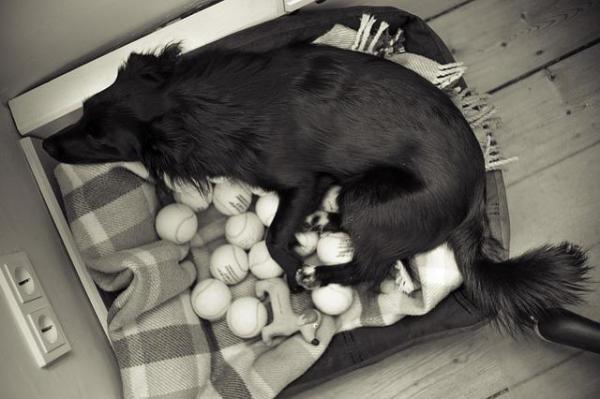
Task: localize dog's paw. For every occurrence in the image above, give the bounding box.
[303,211,342,233]
[286,275,304,294]
[303,211,330,232]
[296,265,321,290]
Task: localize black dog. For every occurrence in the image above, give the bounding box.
[43,44,589,332]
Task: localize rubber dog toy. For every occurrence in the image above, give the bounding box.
[255,278,323,346]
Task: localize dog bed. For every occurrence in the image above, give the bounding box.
[53,6,510,399]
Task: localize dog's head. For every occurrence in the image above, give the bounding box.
[43,44,182,164]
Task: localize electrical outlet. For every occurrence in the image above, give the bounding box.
[27,307,67,354]
[0,252,71,367]
[2,253,42,304]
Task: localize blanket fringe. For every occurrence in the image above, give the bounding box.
[394,260,419,295]
[434,63,467,89]
[351,14,374,51]
[367,21,389,54]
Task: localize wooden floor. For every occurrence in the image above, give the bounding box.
[295,1,600,398]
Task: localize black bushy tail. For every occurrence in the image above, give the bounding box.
[449,183,591,334]
[465,241,590,333]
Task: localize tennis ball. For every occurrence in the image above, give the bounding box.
[255,192,279,226]
[208,176,229,184]
[379,279,397,294]
[209,244,249,285]
[316,232,354,265]
[294,231,319,257]
[311,284,354,316]
[226,296,268,339]
[248,240,283,279]
[321,185,341,213]
[173,183,213,212]
[213,180,252,216]
[155,203,198,244]
[190,278,232,321]
[225,212,265,250]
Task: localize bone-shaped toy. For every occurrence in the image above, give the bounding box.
[255,278,322,346]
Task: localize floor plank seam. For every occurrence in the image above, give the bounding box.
[488,37,600,95]
[506,138,600,189]
[508,351,583,390]
[424,0,476,23]
[484,387,510,399]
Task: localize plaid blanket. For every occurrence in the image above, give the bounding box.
[55,14,502,399]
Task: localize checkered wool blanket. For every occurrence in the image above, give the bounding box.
[54,14,504,399]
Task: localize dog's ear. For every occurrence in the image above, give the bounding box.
[120,43,182,84]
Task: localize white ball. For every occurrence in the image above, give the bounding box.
[311,284,354,316]
[190,279,232,320]
[209,244,249,285]
[248,240,283,279]
[317,232,354,265]
[255,192,279,226]
[226,297,268,338]
[379,279,397,294]
[321,185,341,213]
[225,212,265,250]
[294,231,319,257]
[155,203,198,244]
[213,180,252,216]
[173,183,213,212]
[208,176,229,184]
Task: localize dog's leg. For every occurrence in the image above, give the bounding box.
[302,211,342,233]
[266,175,335,291]
[300,166,450,290]
[297,261,363,289]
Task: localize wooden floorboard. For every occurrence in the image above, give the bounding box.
[507,142,600,258]
[494,44,600,187]
[428,0,600,92]
[449,54,600,397]
[509,350,600,399]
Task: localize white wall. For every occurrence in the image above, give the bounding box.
[0,0,213,100]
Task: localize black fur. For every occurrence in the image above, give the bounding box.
[43,44,590,333]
